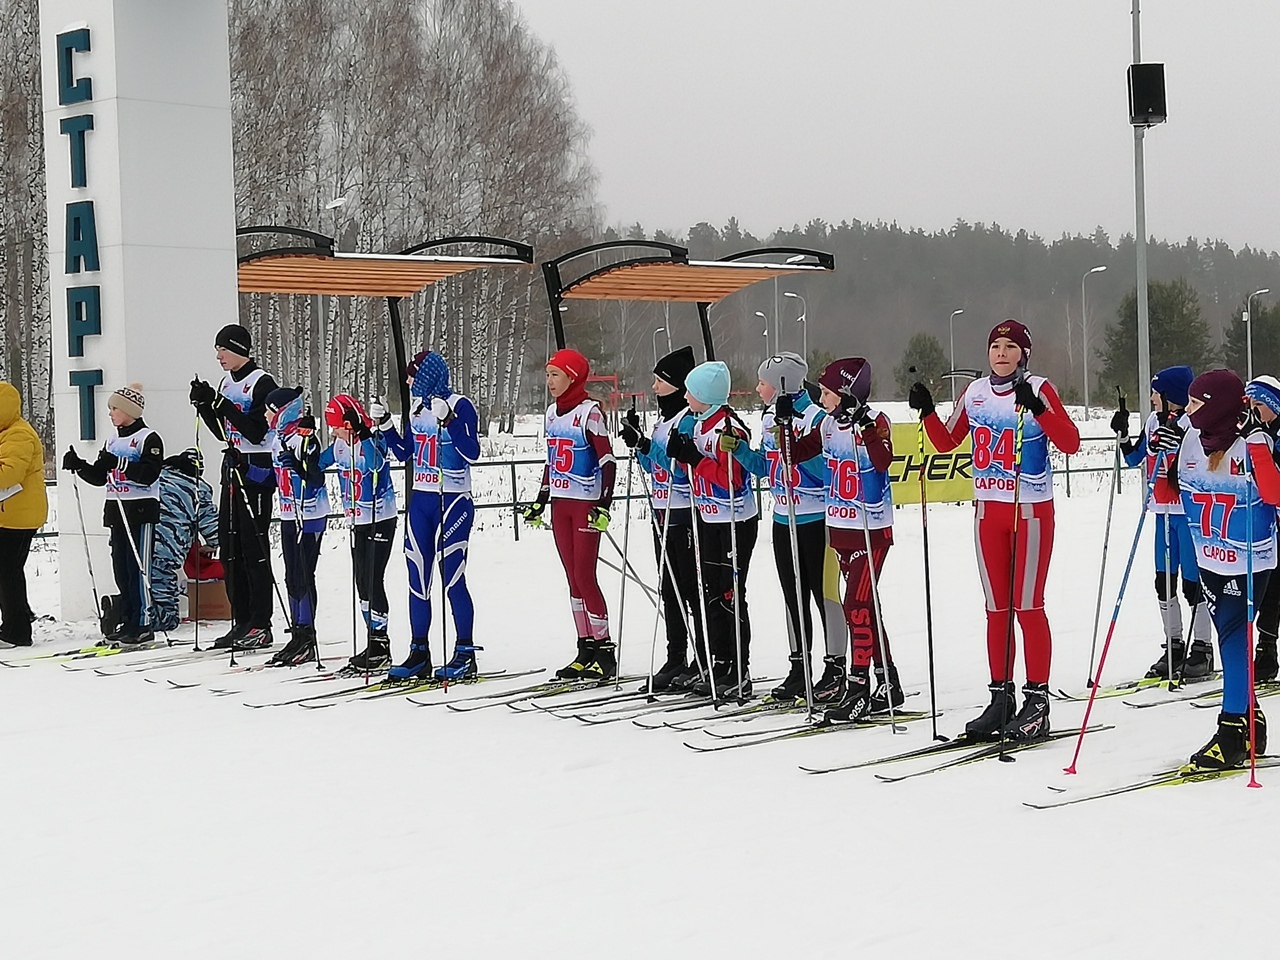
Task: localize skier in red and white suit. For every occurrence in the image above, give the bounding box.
[523,348,617,681]
[910,320,1080,741]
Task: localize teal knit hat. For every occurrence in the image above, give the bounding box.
[685,361,731,416]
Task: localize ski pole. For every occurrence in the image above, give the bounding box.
[613,450,635,690]
[724,419,747,703]
[1157,395,1179,691]
[997,404,1026,762]
[916,415,944,741]
[777,379,816,721]
[687,463,718,702]
[230,465,296,641]
[1246,463,1261,789]
[193,411,203,652]
[1064,461,1159,775]
[1086,387,1125,687]
[111,495,168,644]
[635,457,697,697]
[69,474,102,618]
[853,420,903,734]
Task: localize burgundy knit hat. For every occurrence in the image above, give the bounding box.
[818,358,871,403]
[988,319,1033,363]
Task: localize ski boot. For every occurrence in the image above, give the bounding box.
[118,627,156,645]
[643,658,687,693]
[769,654,808,702]
[964,682,1017,741]
[1255,637,1278,684]
[555,638,597,680]
[1144,638,1186,680]
[583,640,617,681]
[213,622,248,650]
[691,660,736,697]
[268,626,316,667]
[670,660,706,691]
[434,643,481,682]
[716,666,752,701]
[1001,682,1051,741]
[348,635,391,672]
[1251,706,1268,755]
[869,663,905,714]
[1181,639,1215,680]
[813,656,847,705]
[1185,712,1250,771]
[389,640,434,681]
[232,625,273,651]
[824,672,871,724]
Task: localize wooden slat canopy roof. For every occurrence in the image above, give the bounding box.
[237,251,531,298]
[560,259,833,303]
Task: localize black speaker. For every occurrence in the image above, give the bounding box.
[1128,63,1167,126]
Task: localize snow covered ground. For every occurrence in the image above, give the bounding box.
[7,411,1276,959]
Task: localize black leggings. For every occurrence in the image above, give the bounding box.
[771,518,828,656]
[653,513,704,667]
[694,515,758,669]
[219,478,275,629]
[281,520,324,628]
[0,528,35,643]
[352,517,397,637]
[1259,573,1280,643]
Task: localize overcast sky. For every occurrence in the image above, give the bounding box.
[514,1,1280,252]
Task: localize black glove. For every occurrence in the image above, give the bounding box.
[908,382,935,418]
[62,447,85,472]
[1241,409,1273,442]
[1109,409,1129,437]
[1013,378,1046,417]
[774,392,796,423]
[665,431,703,467]
[277,448,301,475]
[624,407,641,432]
[1151,419,1186,452]
[343,408,372,440]
[620,420,644,450]
[189,378,217,407]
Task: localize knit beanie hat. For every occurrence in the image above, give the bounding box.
[654,345,697,391]
[547,348,590,385]
[758,352,808,394]
[108,382,145,420]
[265,386,304,431]
[324,393,370,431]
[1151,366,1195,408]
[411,351,451,400]
[818,358,872,402]
[1245,375,1280,417]
[215,324,253,358]
[685,361,731,409]
[988,319,1033,364]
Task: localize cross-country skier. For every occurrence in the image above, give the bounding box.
[620,344,705,691]
[778,358,905,721]
[151,448,219,633]
[62,383,164,643]
[1174,370,1280,770]
[377,351,481,681]
[1245,375,1280,684]
[263,388,329,667]
[658,361,757,699]
[1110,365,1214,680]
[910,320,1080,740]
[522,349,617,680]
[189,324,280,650]
[729,352,841,703]
[320,394,398,672]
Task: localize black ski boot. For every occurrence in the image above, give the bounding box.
[691,660,735,697]
[232,625,273,651]
[435,643,481,682]
[268,626,317,667]
[670,659,706,691]
[769,654,808,702]
[388,640,433,680]
[1001,682,1051,741]
[1251,706,1268,755]
[717,666,752,701]
[813,656,847,705]
[585,640,617,681]
[964,682,1017,741]
[555,638,597,680]
[213,621,248,650]
[823,672,871,724]
[1186,712,1249,771]
[1181,639,1215,680]
[1255,638,1279,684]
[348,635,391,672]
[1144,638,1186,680]
[643,658,687,693]
[869,663,905,714]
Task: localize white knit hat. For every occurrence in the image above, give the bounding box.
[108,382,145,420]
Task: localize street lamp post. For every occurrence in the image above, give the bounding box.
[1245,288,1270,380]
[783,291,807,359]
[948,309,964,404]
[755,310,770,356]
[652,327,666,368]
[1081,265,1108,410]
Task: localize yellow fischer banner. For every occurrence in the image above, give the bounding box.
[888,422,974,505]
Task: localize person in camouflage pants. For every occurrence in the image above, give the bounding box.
[151,448,219,632]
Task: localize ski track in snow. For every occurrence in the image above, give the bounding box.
[7,412,1274,958]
